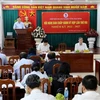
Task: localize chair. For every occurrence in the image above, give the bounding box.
[30,55,42,65]
[41,78,51,94]
[55,55,60,60]
[53,63,61,75]
[30,55,41,62]
[0,79,16,100]
[58,43,67,51]
[0,65,13,79]
[20,64,31,81]
[0,58,2,65]
[64,77,82,99]
[8,55,19,66]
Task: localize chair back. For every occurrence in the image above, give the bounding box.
[55,55,60,60]
[58,43,67,51]
[64,77,82,99]
[8,56,19,66]
[0,65,13,79]
[30,55,41,62]
[53,63,61,75]
[0,79,16,100]
[20,64,31,81]
[41,78,51,94]
[0,58,2,65]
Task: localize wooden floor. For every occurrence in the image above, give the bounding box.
[0,47,100,56]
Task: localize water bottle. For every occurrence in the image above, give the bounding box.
[64,87,69,100]
[0,91,3,100]
[12,72,15,81]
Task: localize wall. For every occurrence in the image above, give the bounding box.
[0,3,4,50]
[97,3,100,47]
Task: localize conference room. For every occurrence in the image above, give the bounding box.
[0,0,100,100]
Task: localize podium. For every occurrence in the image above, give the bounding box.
[15,28,33,51]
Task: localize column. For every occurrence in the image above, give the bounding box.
[97,4,100,47]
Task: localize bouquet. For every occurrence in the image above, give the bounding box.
[85,29,98,37]
[32,26,46,38]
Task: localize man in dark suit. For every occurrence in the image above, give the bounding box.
[44,52,61,76]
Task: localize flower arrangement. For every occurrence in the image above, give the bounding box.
[85,29,98,37]
[32,26,46,38]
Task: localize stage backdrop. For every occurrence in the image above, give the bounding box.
[42,12,90,33]
[3,5,97,48]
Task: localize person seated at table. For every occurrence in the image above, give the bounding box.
[37,39,50,55]
[51,62,72,96]
[21,62,48,87]
[74,37,88,53]
[13,52,34,79]
[27,47,36,59]
[0,52,8,65]
[13,16,25,29]
[24,16,32,28]
[44,52,61,76]
[21,74,56,100]
[72,75,100,100]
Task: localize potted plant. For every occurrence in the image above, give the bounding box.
[85,29,98,48]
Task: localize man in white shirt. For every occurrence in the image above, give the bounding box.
[74,37,88,52]
[21,74,56,100]
[72,75,100,100]
[13,16,25,29]
[21,62,48,87]
[37,39,50,55]
[13,52,34,79]
[0,52,8,65]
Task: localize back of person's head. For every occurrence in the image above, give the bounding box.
[58,62,70,75]
[82,75,97,91]
[26,74,41,89]
[31,62,41,71]
[47,52,56,59]
[19,52,27,59]
[43,38,48,43]
[28,47,36,55]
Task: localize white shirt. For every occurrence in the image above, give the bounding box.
[0,53,8,65]
[13,21,25,29]
[37,43,50,54]
[72,91,100,100]
[74,43,88,51]
[21,88,56,100]
[13,58,34,79]
[21,71,48,86]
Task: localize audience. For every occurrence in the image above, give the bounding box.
[51,62,72,96]
[21,74,56,100]
[0,52,8,65]
[37,39,50,55]
[72,75,100,100]
[21,62,48,87]
[74,37,88,52]
[44,52,61,76]
[27,47,36,59]
[13,52,34,79]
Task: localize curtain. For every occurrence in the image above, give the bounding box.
[3,10,18,37]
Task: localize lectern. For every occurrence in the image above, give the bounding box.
[15,28,33,51]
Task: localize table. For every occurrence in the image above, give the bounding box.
[95,59,100,85]
[60,53,93,72]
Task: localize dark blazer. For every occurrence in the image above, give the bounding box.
[44,59,61,76]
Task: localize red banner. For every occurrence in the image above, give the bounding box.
[42,12,90,33]
[2,5,97,10]
[18,10,36,29]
